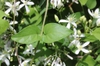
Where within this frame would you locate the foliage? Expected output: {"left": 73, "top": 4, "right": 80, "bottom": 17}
{"left": 0, "top": 0, "right": 100, "bottom": 66}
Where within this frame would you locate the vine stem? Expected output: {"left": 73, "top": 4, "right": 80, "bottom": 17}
{"left": 68, "top": 2, "right": 74, "bottom": 13}
{"left": 29, "top": 0, "right": 49, "bottom": 66}
{"left": 40, "top": 0, "right": 49, "bottom": 36}
{"left": 13, "top": 0, "right": 21, "bottom": 66}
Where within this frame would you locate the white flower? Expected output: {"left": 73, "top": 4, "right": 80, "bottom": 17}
{"left": 23, "top": 44, "right": 34, "bottom": 55}
{"left": 50, "top": 0, "right": 64, "bottom": 8}
{"left": 88, "top": 8, "right": 100, "bottom": 19}
{"left": 75, "top": 41, "right": 90, "bottom": 54}
{"left": 0, "top": 45, "right": 12, "bottom": 66}
{"left": 19, "top": 0, "right": 34, "bottom": 13}
{"left": 96, "top": 18, "right": 100, "bottom": 26}
{"left": 5, "top": 1, "right": 20, "bottom": 16}
{"left": 23, "top": 44, "right": 40, "bottom": 55}
{"left": 19, "top": 59, "right": 31, "bottom": 66}
{"left": 59, "top": 15, "right": 77, "bottom": 29}
{"left": 51, "top": 57, "right": 66, "bottom": 66}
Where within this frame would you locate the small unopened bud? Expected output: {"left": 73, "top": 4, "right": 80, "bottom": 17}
{"left": 80, "top": 16, "right": 85, "bottom": 21}
{"left": 89, "top": 19, "right": 92, "bottom": 24}
{"left": 83, "top": 17, "right": 86, "bottom": 22}
{"left": 77, "top": 30, "right": 81, "bottom": 35}
{"left": 54, "top": 14, "right": 59, "bottom": 22}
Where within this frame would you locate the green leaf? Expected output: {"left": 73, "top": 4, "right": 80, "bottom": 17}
{"left": 86, "top": 0, "right": 96, "bottom": 9}
{"left": 76, "top": 61, "right": 88, "bottom": 66}
{"left": 82, "top": 34, "right": 97, "bottom": 42}
{"left": 96, "top": 55, "right": 100, "bottom": 61}
{"left": 79, "top": 0, "right": 87, "bottom": 5}
{"left": 11, "top": 24, "right": 41, "bottom": 44}
{"left": 82, "top": 55, "right": 96, "bottom": 66}
{"left": 0, "top": 19, "right": 9, "bottom": 35}
{"left": 0, "top": 10, "right": 6, "bottom": 19}
{"left": 92, "top": 28, "right": 100, "bottom": 40}
{"left": 42, "top": 23, "right": 72, "bottom": 43}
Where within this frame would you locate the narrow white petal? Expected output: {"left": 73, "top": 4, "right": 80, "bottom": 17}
{"left": 0, "top": 55, "right": 5, "bottom": 60}
{"left": 59, "top": 19, "right": 69, "bottom": 23}
{"left": 19, "top": 4, "right": 25, "bottom": 9}
{"left": 71, "top": 22, "right": 77, "bottom": 27}
{"left": 15, "top": 1, "right": 20, "bottom": 6}
{"left": 27, "top": 2, "right": 34, "bottom": 5}
{"left": 75, "top": 49, "right": 80, "bottom": 54}
{"left": 81, "top": 48, "right": 90, "bottom": 53}
{"left": 5, "top": 8, "right": 11, "bottom": 15}
{"left": 66, "top": 54, "right": 73, "bottom": 60}
{"left": 88, "top": 9, "right": 93, "bottom": 17}
{"left": 5, "top": 2, "right": 12, "bottom": 7}
{"left": 4, "top": 58, "right": 10, "bottom": 66}
{"left": 95, "top": 8, "right": 99, "bottom": 14}
{"left": 66, "top": 23, "right": 71, "bottom": 29}
{"left": 82, "top": 42, "right": 90, "bottom": 47}
{"left": 25, "top": 5, "right": 30, "bottom": 13}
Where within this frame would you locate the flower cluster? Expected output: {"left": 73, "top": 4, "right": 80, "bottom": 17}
{"left": 5, "top": 0, "right": 34, "bottom": 16}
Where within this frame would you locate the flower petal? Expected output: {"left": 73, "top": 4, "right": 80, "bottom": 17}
{"left": 75, "top": 49, "right": 80, "bottom": 54}
{"left": 88, "top": 9, "right": 93, "bottom": 17}
{"left": 4, "top": 58, "right": 10, "bottom": 66}
{"left": 5, "top": 2, "right": 12, "bottom": 7}
{"left": 66, "top": 23, "right": 71, "bottom": 29}
{"left": 82, "top": 42, "right": 90, "bottom": 47}
{"left": 19, "top": 4, "right": 25, "bottom": 9}
{"left": 71, "top": 22, "right": 77, "bottom": 27}
{"left": 59, "top": 19, "right": 69, "bottom": 23}
{"left": 15, "top": 1, "right": 20, "bottom": 6}
{"left": 27, "top": 2, "right": 34, "bottom": 5}
{"left": 25, "top": 5, "right": 30, "bottom": 13}
{"left": 81, "top": 48, "right": 90, "bottom": 53}
{"left": 10, "top": 21, "right": 18, "bottom": 25}
{"left": 95, "top": 8, "right": 99, "bottom": 14}
{"left": 66, "top": 54, "right": 73, "bottom": 60}
{"left": 5, "top": 8, "right": 11, "bottom": 15}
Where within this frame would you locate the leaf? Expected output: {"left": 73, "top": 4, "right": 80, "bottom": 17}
{"left": 82, "top": 34, "right": 97, "bottom": 42}
{"left": 79, "top": 0, "right": 87, "bottom": 5}
{"left": 96, "top": 55, "right": 100, "bottom": 61}
{"left": 0, "top": 19, "right": 9, "bottom": 35}
{"left": 0, "top": 10, "right": 6, "bottom": 19}
{"left": 11, "top": 24, "right": 41, "bottom": 44}
{"left": 42, "top": 23, "right": 72, "bottom": 43}
{"left": 76, "top": 61, "right": 88, "bottom": 66}
{"left": 86, "top": 0, "right": 96, "bottom": 9}
{"left": 82, "top": 55, "right": 96, "bottom": 66}
{"left": 92, "top": 28, "right": 100, "bottom": 40}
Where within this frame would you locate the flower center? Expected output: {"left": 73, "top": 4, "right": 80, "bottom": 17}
{"left": 78, "top": 46, "right": 82, "bottom": 50}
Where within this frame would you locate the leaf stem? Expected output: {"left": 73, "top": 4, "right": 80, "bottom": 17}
{"left": 40, "top": 0, "right": 49, "bottom": 36}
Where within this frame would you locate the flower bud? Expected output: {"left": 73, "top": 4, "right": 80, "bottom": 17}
{"left": 54, "top": 14, "right": 59, "bottom": 22}
{"left": 80, "top": 16, "right": 85, "bottom": 21}
{"left": 77, "top": 30, "right": 81, "bottom": 35}
{"left": 89, "top": 19, "right": 92, "bottom": 24}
